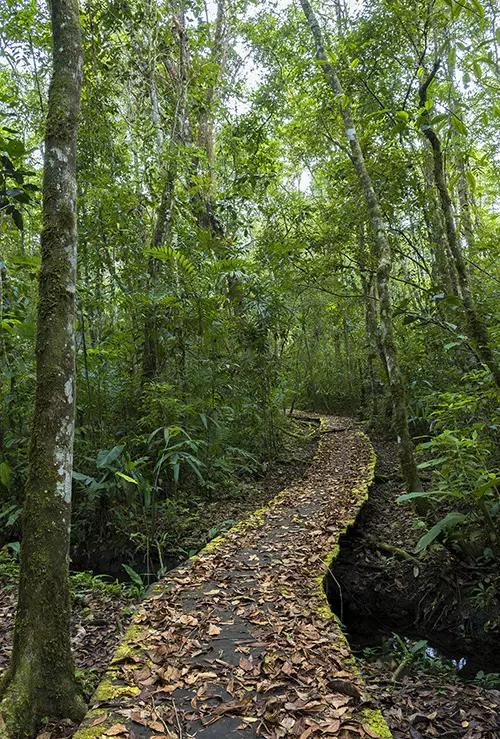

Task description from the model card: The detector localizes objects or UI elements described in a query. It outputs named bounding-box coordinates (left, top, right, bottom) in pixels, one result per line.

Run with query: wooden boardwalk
left=75, top=417, right=392, bottom=739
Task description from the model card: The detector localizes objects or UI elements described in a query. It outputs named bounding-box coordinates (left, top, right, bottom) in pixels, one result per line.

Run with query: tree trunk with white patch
left=0, top=0, right=85, bottom=734
left=299, top=0, right=422, bottom=495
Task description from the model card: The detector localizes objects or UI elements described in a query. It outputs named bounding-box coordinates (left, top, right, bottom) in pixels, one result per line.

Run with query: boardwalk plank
left=74, top=417, right=392, bottom=739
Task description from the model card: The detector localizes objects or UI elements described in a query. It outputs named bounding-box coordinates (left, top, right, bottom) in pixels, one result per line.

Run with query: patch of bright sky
left=212, top=0, right=365, bottom=193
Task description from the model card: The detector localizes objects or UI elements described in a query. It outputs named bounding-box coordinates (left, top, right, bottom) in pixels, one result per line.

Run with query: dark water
left=346, top=626, right=500, bottom=683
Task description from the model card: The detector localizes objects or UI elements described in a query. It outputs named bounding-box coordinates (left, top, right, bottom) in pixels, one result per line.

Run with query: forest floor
left=328, top=433, right=500, bottom=739
left=2, top=419, right=500, bottom=738
left=0, top=417, right=320, bottom=738
left=73, top=416, right=387, bottom=739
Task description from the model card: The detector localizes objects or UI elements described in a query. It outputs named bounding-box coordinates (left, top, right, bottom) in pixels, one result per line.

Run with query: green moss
left=360, top=707, right=393, bottom=739
left=92, top=678, right=140, bottom=703
left=110, top=623, right=145, bottom=664
left=202, top=534, right=226, bottom=553
left=72, top=717, right=114, bottom=739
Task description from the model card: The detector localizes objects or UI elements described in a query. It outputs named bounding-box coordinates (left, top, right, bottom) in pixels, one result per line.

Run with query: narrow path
left=75, top=417, right=391, bottom=739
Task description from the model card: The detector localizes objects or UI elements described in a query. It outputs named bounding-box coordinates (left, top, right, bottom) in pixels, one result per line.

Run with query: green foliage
left=1, top=0, right=500, bottom=600
left=397, top=425, right=500, bottom=561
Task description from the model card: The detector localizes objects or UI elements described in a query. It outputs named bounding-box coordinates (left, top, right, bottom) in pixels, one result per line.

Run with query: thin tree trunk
left=190, top=0, right=226, bottom=236
left=299, top=0, right=422, bottom=494
left=419, top=64, right=500, bottom=388
left=142, top=3, right=189, bottom=383
left=0, top=0, right=85, bottom=734
left=361, top=271, right=379, bottom=422
left=343, top=313, right=353, bottom=395
left=421, top=153, right=457, bottom=294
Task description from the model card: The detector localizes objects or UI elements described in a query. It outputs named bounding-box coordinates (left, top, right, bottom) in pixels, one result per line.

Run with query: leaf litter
left=74, top=416, right=388, bottom=739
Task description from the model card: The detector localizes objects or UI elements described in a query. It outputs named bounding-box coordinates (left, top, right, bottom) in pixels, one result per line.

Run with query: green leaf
left=148, top=246, right=196, bottom=277
left=415, top=512, right=466, bottom=553
left=470, top=0, right=485, bottom=16
left=443, top=293, right=462, bottom=307
left=0, top=462, right=11, bottom=490
left=403, top=314, right=420, bottom=325
left=472, top=477, right=500, bottom=498
left=10, top=208, right=23, bottom=231
left=430, top=113, right=448, bottom=126
left=450, top=115, right=467, bottom=135
left=466, top=170, right=476, bottom=193
left=410, top=639, right=428, bottom=654
left=395, top=110, right=409, bottom=121
left=96, top=444, right=125, bottom=469
left=397, top=490, right=461, bottom=502
left=115, top=471, right=138, bottom=484
left=417, top=457, right=447, bottom=469
left=350, top=58, right=360, bottom=69
left=122, top=563, right=144, bottom=587
left=72, top=471, right=95, bottom=485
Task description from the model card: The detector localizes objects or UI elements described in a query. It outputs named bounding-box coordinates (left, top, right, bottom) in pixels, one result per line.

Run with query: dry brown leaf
left=104, top=724, right=128, bottom=736
left=90, top=715, right=109, bottom=727
left=147, top=720, right=165, bottom=732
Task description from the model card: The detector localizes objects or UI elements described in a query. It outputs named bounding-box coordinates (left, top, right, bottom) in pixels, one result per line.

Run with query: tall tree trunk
left=420, top=153, right=457, bottom=295
left=190, top=0, right=226, bottom=237
left=299, top=0, right=422, bottom=494
left=142, top=3, right=189, bottom=383
left=419, top=64, right=500, bottom=388
left=0, top=0, right=85, bottom=735
left=360, top=271, right=379, bottom=422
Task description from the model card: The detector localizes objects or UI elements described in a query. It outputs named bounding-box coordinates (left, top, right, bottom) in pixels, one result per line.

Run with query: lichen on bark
left=0, top=0, right=85, bottom=736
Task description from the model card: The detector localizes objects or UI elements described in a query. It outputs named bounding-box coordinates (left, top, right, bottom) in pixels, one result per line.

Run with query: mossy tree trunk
left=421, top=153, right=458, bottom=295
left=360, top=271, right=379, bottom=423
left=0, top=0, right=85, bottom=735
left=419, top=64, right=500, bottom=389
left=299, top=0, right=422, bottom=495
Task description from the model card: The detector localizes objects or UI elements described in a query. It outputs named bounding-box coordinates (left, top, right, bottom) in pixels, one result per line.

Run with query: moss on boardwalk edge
left=74, top=418, right=393, bottom=739
left=312, top=428, right=392, bottom=738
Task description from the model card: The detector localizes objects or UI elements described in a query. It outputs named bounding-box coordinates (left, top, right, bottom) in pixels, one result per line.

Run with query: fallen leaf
left=90, top=715, right=109, bottom=727
left=104, top=724, right=128, bottom=736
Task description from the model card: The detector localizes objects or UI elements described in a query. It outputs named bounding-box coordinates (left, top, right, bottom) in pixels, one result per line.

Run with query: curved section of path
left=75, top=417, right=392, bottom=739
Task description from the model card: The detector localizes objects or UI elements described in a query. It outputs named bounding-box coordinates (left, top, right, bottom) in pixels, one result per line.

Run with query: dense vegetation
left=1, top=0, right=500, bottom=733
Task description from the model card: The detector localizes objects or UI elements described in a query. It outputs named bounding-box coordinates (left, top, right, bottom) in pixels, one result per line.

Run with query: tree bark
left=190, top=0, right=226, bottom=236
left=299, top=0, right=422, bottom=494
left=419, top=64, right=500, bottom=389
left=142, top=4, right=190, bottom=383
left=360, top=270, right=379, bottom=422
left=0, top=0, right=85, bottom=734
left=420, top=153, right=457, bottom=295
